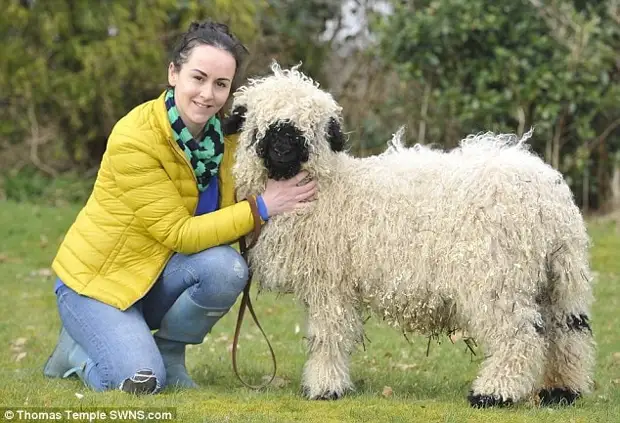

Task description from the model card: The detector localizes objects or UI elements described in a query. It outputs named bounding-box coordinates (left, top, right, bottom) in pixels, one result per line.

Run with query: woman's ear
left=167, top=62, right=178, bottom=87
left=327, top=117, right=345, bottom=152
left=222, top=105, right=247, bottom=135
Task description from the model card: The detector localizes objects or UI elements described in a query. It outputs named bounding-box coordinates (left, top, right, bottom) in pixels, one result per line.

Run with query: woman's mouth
left=193, top=101, right=212, bottom=109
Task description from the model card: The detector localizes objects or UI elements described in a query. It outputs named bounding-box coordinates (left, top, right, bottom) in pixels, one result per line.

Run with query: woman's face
left=168, top=44, right=236, bottom=137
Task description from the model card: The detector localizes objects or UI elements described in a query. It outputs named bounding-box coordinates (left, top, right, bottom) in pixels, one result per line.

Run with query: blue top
left=195, top=177, right=219, bottom=215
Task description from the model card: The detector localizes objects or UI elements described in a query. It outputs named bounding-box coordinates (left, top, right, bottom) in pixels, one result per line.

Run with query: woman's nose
left=200, top=84, right=214, bottom=101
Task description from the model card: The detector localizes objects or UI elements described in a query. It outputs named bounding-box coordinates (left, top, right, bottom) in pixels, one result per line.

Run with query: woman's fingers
left=295, top=180, right=317, bottom=199
left=262, top=172, right=317, bottom=216
left=295, top=179, right=317, bottom=194
left=293, top=171, right=311, bottom=186
left=296, top=191, right=315, bottom=202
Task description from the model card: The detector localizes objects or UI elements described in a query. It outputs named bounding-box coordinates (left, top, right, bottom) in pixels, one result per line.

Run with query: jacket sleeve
left=107, top=130, right=256, bottom=254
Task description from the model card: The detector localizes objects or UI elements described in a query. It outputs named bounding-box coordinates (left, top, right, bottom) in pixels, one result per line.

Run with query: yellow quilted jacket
left=52, top=91, right=257, bottom=310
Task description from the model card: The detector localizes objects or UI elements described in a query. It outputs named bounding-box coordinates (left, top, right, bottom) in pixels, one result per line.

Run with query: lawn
left=0, top=199, right=618, bottom=422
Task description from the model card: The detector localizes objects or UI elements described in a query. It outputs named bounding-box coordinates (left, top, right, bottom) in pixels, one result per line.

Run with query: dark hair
left=170, top=20, right=250, bottom=113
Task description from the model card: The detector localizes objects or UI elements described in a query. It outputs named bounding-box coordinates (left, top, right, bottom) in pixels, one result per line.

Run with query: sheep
left=226, top=62, right=595, bottom=408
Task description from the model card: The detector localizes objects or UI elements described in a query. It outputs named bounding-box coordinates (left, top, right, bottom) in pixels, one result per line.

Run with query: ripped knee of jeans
left=119, top=369, right=161, bottom=394
left=233, top=258, right=246, bottom=279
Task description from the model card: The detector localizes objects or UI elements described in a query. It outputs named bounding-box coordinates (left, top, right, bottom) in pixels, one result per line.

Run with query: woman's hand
left=260, top=171, right=317, bottom=217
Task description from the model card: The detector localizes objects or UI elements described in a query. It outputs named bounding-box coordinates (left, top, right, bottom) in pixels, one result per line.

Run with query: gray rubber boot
left=153, top=289, right=228, bottom=389
left=45, top=327, right=160, bottom=395
left=43, top=326, right=89, bottom=380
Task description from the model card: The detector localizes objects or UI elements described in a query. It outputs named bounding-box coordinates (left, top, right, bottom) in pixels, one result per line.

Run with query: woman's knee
left=81, top=344, right=166, bottom=394
left=188, top=245, right=249, bottom=307
left=112, top=356, right=166, bottom=394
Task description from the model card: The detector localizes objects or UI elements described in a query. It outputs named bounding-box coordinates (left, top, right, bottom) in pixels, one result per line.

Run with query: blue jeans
left=55, top=245, right=248, bottom=392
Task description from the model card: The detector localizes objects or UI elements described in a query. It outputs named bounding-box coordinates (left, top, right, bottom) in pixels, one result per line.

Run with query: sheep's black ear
left=222, top=105, right=247, bottom=135
left=327, top=117, right=345, bottom=152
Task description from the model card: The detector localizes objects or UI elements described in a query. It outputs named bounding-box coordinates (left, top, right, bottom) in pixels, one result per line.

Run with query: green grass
left=1, top=199, right=619, bottom=422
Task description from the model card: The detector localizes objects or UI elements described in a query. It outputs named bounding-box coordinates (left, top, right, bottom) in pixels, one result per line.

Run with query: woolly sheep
left=226, top=63, right=595, bottom=408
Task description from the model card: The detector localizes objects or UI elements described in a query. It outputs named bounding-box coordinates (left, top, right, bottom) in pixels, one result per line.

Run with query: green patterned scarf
left=164, top=88, right=224, bottom=192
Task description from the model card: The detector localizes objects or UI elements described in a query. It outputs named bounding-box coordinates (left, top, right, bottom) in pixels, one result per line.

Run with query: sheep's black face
left=256, top=121, right=309, bottom=180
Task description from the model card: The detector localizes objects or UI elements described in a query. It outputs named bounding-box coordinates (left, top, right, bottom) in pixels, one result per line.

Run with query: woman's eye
left=194, top=76, right=203, bottom=81
left=217, top=82, right=227, bottom=88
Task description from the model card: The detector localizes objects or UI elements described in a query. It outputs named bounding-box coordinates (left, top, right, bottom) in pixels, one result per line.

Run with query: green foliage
left=0, top=0, right=262, bottom=169
left=375, top=0, right=613, bottom=137
left=0, top=166, right=95, bottom=205
left=1, top=0, right=619, bottom=211
left=255, top=0, right=343, bottom=81
left=370, top=0, right=620, bottom=208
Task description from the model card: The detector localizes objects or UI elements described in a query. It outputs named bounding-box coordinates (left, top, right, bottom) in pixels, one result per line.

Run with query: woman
left=43, top=20, right=316, bottom=394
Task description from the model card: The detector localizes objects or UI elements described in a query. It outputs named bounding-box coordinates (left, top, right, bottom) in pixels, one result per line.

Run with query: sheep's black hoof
left=468, top=391, right=513, bottom=408
left=316, top=391, right=342, bottom=400
left=302, top=385, right=344, bottom=400
left=538, top=388, right=580, bottom=406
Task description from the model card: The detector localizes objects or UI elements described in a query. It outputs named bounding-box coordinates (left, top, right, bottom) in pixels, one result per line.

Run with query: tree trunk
left=582, top=164, right=590, bottom=213
left=597, top=141, right=609, bottom=211
left=417, top=83, right=430, bottom=144
left=551, top=110, right=566, bottom=169
left=611, top=163, right=620, bottom=212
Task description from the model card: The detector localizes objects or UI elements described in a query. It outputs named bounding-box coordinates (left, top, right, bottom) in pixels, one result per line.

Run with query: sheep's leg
left=301, top=297, right=363, bottom=400
left=533, top=241, right=595, bottom=406
left=466, top=301, right=547, bottom=408
left=537, top=309, right=595, bottom=406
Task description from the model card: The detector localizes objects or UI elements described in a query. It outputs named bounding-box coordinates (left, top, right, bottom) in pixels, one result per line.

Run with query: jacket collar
left=153, top=90, right=175, bottom=141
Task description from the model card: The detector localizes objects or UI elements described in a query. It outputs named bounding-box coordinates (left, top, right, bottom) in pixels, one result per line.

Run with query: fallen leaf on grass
left=11, top=337, right=28, bottom=362
left=612, top=352, right=620, bottom=362
left=40, top=235, right=49, bottom=248
left=75, top=393, right=84, bottom=399
left=449, top=331, right=463, bottom=343
left=0, top=253, right=22, bottom=264
left=612, top=379, right=620, bottom=385
left=393, top=363, right=417, bottom=371
left=30, top=268, right=53, bottom=278
left=262, top=375, right=290, bottom=388
left=214, top=334, right=229, bottom=343
left=382, top=386, right=393, bottom=398
left=11, top=337, right=27, bottom=350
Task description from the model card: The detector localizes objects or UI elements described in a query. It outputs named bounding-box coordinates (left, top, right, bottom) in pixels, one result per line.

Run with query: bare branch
left=609, top=0, right=620, bottom=25
left=586, top=116, right=620, bottom=152
left=527, top=0, right=601, bottom=66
